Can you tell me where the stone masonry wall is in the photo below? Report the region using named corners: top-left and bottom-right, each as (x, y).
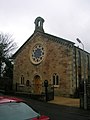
top-left (13, 33), bottom-right (73, 96)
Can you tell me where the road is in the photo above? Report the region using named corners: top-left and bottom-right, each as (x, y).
top-left (23, 97), bottom-right (90, 120)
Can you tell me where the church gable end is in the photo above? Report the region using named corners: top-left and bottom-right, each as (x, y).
top-left (13, 17), bottom-right (78, 97)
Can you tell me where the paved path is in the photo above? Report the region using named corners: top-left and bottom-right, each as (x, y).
top-left (48, 96), bottom-right (80, 107)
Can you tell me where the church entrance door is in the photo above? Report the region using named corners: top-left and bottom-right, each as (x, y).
top-left (33, 75), bottom-right (41, 94)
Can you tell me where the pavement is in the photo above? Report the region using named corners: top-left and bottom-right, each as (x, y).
top-left (27, 96), bottom-right (90, 120)
top-left (48, 96), bottom-right (80, 107)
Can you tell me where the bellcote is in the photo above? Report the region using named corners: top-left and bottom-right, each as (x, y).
top-left (34, 17), bottom-right (45, 33)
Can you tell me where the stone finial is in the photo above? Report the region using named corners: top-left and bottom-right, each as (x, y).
top-left (34, 17), bottom-right (45, 33)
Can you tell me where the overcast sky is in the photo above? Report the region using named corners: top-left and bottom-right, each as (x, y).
top-left (0, 0), bottom-right (90, 53)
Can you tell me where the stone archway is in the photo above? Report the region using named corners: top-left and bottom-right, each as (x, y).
top-left (33, 75), bottom-right (41, 94)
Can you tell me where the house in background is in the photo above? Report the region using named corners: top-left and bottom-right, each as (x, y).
top-left (12, 17), bottom-right (90, 97)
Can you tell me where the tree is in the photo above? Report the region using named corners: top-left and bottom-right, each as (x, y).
top-left (3, 58), bottom-right (13, 79)
top-left (0, 33), bottom-right (17, 78)
top-left (3, 58), bottom-right (14, 90)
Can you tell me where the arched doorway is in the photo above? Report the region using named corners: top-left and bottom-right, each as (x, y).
top-left (33, 75), bottom-right (41, 94)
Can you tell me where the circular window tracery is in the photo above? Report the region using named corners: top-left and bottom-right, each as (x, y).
top-left (30, 44), bottom-right (45, 64)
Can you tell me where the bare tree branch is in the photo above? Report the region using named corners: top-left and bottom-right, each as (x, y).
top-left (0, 32), bottom-right (17, 77)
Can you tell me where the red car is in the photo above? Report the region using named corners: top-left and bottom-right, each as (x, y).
top-left (0, 96), bottom-right (50, 120)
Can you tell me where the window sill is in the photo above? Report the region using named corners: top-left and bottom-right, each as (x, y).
top-left (54, 85), bottom-right (59, 88)
top-left (19, 84), bottom-right (25, 87)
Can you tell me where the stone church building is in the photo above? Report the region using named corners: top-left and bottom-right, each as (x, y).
top-left (13, 17), bottom-right (90, 97)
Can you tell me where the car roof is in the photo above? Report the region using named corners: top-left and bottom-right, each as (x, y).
top-left (0, 96), bottom-right (24, 104)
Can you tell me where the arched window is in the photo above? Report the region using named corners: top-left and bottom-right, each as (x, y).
top-left (56, 75), bottom-right (59, 85)
top-left (21, 75), bottom-right (24, 84)
top-left (38, 20), bottom-right (41, 27)
top-left (53, 75), bottom-right (55, 85)
top-left (52, 73), bottom-right (59, 86)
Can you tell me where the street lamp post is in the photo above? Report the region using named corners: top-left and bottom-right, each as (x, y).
top-left (76, 38), bottom-right (87, 110)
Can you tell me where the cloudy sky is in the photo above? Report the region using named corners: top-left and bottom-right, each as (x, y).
top-left (0, 0), bottom-right (90, 53)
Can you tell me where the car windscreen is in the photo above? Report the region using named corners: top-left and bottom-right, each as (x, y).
top-left (0, 102), bottom-right (40, 120)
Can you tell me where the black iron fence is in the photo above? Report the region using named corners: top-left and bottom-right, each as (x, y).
top-left (0, 78), bottom-right (54, 101)
top-left (14, 83), bottom-right (54, 101)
